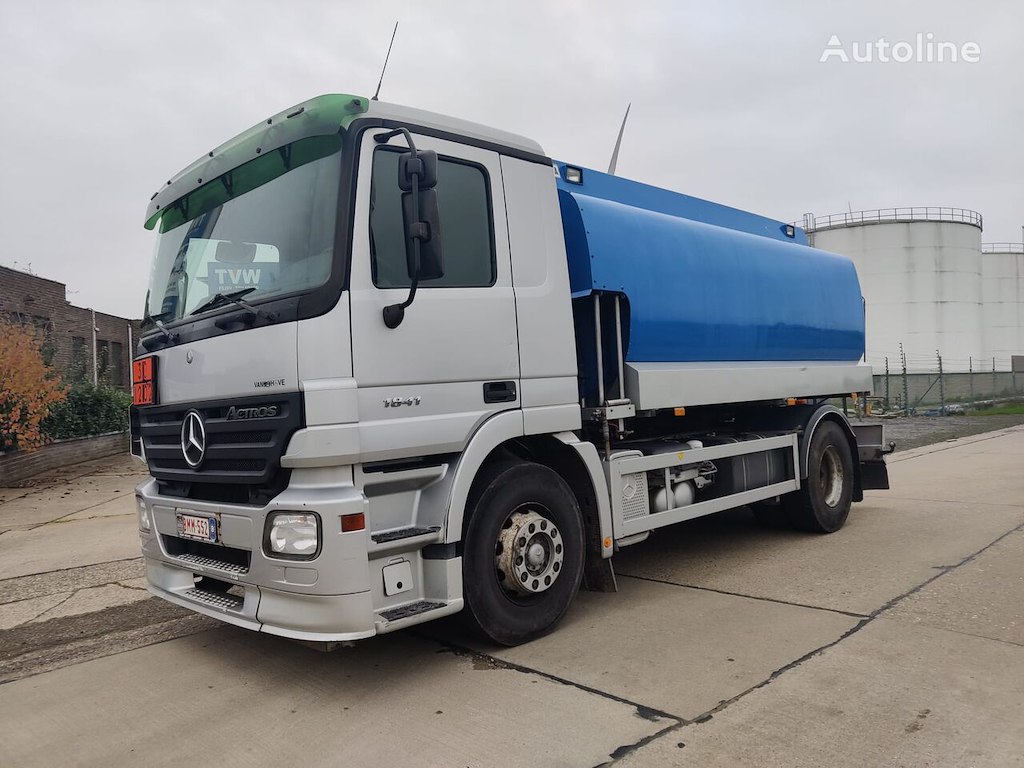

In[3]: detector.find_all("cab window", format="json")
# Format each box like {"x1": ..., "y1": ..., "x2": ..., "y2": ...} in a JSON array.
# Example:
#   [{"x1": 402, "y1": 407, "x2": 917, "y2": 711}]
[{"x1": 370, "y1": 148, "x2": 495, "y2": 288}]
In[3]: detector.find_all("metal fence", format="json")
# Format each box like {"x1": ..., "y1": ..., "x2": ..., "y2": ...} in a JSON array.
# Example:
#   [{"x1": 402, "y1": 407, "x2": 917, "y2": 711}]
[
  {"x1": 802, "y1": 207, "x2": 983, "y2": 234},
  {"x1": 866, "y1": 348, "x2": 1023, "y2": 416},
  {"x1": 981, "y1": 242, "x2": 1024, "y2": 253}
]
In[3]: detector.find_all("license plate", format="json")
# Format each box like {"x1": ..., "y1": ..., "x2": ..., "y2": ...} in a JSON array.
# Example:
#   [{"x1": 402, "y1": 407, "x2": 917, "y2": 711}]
[{"x1": 176, "y1": 512, "x2": 219, "y2": 543}]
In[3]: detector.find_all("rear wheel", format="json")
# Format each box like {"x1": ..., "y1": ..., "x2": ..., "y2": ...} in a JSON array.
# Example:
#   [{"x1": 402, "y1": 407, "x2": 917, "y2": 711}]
[
  {"x1": 784, "y1": 421, "x2": 854, "y2": 533},
  {"x1": 462, "y1": 462, "x2": 585, "y2": 646}
]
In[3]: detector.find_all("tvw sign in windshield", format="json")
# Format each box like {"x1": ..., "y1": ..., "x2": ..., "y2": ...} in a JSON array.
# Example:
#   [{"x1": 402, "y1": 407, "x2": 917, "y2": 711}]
[{"x1": 208, "y1": 264, "x2": 279, "y2": 291}]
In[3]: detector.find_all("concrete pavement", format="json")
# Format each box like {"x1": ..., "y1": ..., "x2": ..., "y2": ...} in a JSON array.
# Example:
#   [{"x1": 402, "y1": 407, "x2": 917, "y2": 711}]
[{"x1": 0, "y1": 428, "x2": 1022, "y2": 766}]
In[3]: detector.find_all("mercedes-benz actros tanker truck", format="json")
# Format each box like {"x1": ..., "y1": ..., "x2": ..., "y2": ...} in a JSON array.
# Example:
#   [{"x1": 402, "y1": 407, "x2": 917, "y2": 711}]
[{"x1": 131, "y1": 94, "x2": 890, "y2": 647}]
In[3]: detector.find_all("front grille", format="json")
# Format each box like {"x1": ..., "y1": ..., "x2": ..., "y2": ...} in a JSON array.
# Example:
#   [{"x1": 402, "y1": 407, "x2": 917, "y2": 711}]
[{"x1": 138, "y1": 393, "x2": 303, "y2": 498}]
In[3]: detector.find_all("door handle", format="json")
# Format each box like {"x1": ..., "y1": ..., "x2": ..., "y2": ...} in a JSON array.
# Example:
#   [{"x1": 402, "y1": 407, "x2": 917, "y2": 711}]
[{"x1": 483, "y1": 381, "x2": 517, "y2": 404}]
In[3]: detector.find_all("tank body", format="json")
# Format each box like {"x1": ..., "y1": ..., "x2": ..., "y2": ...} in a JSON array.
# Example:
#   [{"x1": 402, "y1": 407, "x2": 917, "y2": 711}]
[
  {"x1": 808, "y1": 211, "x2": 984, "y2": 372},
  {"x1": 555, "y1": 164, "x2": 866, "y2": 365},
  {"x1": 981, "y1": 243, "x2": 1024, "y2": 363}
]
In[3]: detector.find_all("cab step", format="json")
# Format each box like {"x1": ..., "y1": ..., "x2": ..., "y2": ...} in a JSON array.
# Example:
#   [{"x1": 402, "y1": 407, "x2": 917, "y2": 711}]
[{"x1": 378, "y1": 600, "x2": 447, "y2": 622}]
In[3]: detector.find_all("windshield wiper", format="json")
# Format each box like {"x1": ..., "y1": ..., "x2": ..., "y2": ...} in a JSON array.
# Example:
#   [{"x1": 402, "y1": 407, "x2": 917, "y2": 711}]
[
  {"x1": 190, "y1": 287, "x2": 259, "y2": 317},
  {"x1": 140, "y1": 310, "x2": 178, "y2": 350}
]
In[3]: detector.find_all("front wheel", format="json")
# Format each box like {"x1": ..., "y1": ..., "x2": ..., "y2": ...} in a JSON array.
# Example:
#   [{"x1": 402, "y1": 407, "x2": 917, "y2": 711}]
[
  {"x1": 462, "y1": 462, "x2": 585, "y2": 646},
  {"x1": 784, "y1": 421, "x2": 855, "y2": 533}
]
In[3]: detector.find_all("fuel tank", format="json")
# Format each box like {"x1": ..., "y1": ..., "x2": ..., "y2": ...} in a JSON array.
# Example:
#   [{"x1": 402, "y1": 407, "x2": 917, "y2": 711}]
[{"x1": 555, "y1": 163, "x2": 865, "y2": 365}]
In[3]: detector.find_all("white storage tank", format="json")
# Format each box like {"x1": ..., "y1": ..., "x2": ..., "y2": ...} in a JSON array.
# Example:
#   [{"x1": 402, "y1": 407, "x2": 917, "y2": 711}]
[
  {"x1": 806, "y1": 208, "x2": 984, "y2": 372},
  {"x1": 981, "y1": 243, "x2": 1024, "y2": 365}
]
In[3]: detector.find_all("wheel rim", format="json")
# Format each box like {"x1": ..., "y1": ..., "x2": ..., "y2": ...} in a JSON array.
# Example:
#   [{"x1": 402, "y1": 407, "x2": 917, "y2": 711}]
[
  {"x1": 819, "y1": 445, "x2": 844, "y2": 508},
  {"x1": 494, "y1": 506, "x2": 564, "y2": 596}
]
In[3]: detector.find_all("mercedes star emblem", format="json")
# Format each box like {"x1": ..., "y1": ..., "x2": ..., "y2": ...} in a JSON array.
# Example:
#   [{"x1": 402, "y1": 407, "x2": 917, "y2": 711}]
[{"x1": 180, "y1": 410, "x2": 207, "y2": 468}]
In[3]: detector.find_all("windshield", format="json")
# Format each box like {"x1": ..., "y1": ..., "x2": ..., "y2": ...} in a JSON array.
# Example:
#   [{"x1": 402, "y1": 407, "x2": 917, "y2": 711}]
[{"x1": 145, "y1": 136, "x2": 341, "y2": 323}]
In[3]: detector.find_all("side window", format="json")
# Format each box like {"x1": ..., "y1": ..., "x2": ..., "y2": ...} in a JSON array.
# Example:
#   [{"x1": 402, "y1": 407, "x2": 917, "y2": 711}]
[{"x1": 370, "y1": 148, "x2": 495, "y2": 288}]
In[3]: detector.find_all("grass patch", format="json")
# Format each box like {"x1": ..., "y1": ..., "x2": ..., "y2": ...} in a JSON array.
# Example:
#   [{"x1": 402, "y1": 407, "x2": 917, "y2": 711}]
[{"x1": 970, "y1": 401, "x2": 1024, "y2": 416}]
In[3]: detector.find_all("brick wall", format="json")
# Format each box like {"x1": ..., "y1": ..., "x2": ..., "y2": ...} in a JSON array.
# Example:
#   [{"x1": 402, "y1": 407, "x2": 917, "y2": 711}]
[
  {"x1": 0, "y1": 266, "x2": 141, "y2": 392},
  {"x1": 0, "y1": 432, "x2": 129, "y2": 486}
]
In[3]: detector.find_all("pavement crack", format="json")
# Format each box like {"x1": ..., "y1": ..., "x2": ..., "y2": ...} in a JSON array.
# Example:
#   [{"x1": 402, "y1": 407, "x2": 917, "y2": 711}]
[
  {"x1": 615, "y1": 573, "x2": 869, "y2": 619},
  {"x1": 115, "y1": 581, "x2": 150, "y2": 593},
  {"x1": 0, "y1": 557, "x2": 142, "y2": 583},
  {"x1": 887, "y1": 430, "x2": 1020, "y2": 463},
  {"x1": 19, "y1": 592, "x2": 77, "y2": 625},
  {"x1": 28, "y1": 496, "x2": 129, "y2": 530},
  {"x1": 418, "y1": 632, "x2": 684, "y2": 725},
  {"x1": 593, "y1": 720, "x2": 685, "y2": 767},
  {"x1": 660, "y1": 518, "x2": 1024, "y2": 740},
  {"x1": 881, "y1": 496, "x2": 1024, "y2": 509},
  {"x1": 877, "y1": 619, "x2": 1024, "y2": 650}
]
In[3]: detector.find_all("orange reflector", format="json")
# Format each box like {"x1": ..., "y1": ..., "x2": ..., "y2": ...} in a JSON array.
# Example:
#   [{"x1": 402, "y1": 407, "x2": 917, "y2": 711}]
[
  {"x1": 341, "y1": 513, "x2": 365, "y2": 532},
  {"x1": 673, "y1": 407, "x2": 686, "y2": 416},
  {"x1": 603, "y1": 537, "x2": 612, "y2": 549},
  {"x1": 786, "y1": 397, "x2": 808, "y2": 406}
]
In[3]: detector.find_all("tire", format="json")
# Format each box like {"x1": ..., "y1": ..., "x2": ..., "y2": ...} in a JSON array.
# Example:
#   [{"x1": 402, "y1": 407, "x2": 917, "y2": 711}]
[
  {"x1": 784, "y1": 421, "x2": 854, "y2": 533},
  {"x1": 462, "y1": 461, "x2": 585, "y2": 646}
]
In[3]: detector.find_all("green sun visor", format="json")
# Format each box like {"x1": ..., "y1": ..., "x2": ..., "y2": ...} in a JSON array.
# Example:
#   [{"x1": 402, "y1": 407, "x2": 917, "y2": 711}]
[{"x1": 144, "y1": 94, "x2": 369, "y2": 231}]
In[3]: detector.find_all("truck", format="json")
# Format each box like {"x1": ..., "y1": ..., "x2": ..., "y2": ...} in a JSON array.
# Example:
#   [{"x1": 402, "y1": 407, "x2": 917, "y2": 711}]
[{"x1": 131, "y1": 93, "x2": 890, "y2": 647}]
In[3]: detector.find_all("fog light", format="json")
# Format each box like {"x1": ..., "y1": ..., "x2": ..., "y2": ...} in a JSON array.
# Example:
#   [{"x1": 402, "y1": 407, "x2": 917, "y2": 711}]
[
  {"x1": 266, "y1": 512, "x2": 319, "y2": 559},
  {"x1": 136, "y1": 495, "x2": 151, "y2": 532}
]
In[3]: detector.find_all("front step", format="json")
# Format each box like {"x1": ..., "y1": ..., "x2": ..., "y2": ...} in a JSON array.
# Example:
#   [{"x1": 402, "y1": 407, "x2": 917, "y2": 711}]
[
  {"x1": 374, "y1": 596, "x2": 464, "y2": 635},
  {"x1": 378, "y1": 600, "x2": 446, "y2": 622}
]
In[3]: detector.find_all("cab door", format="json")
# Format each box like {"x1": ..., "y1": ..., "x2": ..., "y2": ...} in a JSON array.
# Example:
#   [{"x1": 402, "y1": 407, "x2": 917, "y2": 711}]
[{"x1": 348, "y1": 128, "x2": 521, "y2": 463}]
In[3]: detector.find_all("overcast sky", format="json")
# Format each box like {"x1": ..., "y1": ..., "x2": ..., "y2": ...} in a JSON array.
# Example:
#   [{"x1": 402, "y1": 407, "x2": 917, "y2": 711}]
[{"x1": 1, "y1": 0, "x2": 1020, "y2": 318}]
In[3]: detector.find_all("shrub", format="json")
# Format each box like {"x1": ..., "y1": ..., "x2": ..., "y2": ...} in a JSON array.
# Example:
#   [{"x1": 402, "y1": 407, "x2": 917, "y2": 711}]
[
  {"x1": 42, "y1": 385, "x2": 133, "y2": 440},
  {"x1": 0, "y1": 320, "x2": 67, "y2": 451}
]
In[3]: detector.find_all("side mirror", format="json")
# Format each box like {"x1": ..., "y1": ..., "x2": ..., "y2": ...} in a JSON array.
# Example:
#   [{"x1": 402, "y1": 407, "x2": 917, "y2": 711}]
[
  {"x1": 401, "y1": 188, "x2": 444, "y2": 281},
  {"x1": 399, "y1": 150, "x2": 438, "y2": 191},
  {"x1": 376, "y1": 129, "x2": 446, "y2": 329}
]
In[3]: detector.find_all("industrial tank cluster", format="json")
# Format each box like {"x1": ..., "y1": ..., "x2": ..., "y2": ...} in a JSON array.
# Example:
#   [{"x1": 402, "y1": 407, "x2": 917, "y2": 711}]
[{"x1": 804, "y1": 208, "x2": 1023, "y2": 373}]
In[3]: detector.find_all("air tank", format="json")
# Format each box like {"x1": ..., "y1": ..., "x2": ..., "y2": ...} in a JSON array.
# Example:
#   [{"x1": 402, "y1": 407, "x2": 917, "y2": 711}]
[
  {"x1": 807, "y1": 209, "x2": 984, "y2": 372},
  {"x1": 981, "y1": 243, "x2": 1024, "y2": 363}
]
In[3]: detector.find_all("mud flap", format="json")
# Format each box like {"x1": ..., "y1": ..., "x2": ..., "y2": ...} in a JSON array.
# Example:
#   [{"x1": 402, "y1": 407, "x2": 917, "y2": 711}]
[
  {"x1": 583, "y1": 555, "x2": 618, "y2": 593},
  {"x1": 859, "y1": 458, "x2": 890, "y2": 491}
]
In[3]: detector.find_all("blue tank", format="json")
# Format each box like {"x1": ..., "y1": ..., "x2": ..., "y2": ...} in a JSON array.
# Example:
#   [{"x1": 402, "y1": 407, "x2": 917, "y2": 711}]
[{"x1": 555, "y1": 163, "x2": 865, "y2": 365}]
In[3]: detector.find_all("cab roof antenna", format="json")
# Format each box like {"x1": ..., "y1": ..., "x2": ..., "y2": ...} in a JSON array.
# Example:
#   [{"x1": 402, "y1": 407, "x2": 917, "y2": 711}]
[
  {"x1": 371, "y1": 22, "x2": 399, "y2": 101},
  {"x1": 607, "y1": 102, "x2": 631, "y2": 175}
]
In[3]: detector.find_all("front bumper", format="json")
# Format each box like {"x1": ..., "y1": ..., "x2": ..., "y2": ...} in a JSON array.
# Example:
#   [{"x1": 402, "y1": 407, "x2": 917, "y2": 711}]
[
  {"x1": 145, "y1": 558, "x2": 377, "y2": 641},
  {"x1": 137, "y1": 474, "x2": 379, "y2": 642}
]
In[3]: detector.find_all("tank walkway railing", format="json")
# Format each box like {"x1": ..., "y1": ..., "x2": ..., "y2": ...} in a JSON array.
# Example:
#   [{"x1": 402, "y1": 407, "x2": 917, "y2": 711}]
[
  {"x1": 801, "y1": 207, "x2": 983, "y2": 233},
  {"x1": 982, "y1": 242, "x2": 1024, "y2": 253}
]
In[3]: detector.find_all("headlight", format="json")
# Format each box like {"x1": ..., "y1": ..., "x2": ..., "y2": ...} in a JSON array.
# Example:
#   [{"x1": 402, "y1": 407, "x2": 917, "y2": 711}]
[
  {"x1": 136, "y1": 495, "x2": 151, "y2": 532},
  {"x1": 265, "y1": 512, "x2": 319, "y2": 559}
]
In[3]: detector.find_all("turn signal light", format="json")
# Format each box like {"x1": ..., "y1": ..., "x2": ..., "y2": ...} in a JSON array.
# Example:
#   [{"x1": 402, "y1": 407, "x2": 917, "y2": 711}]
[{"x1": 341, "y1": 513, "x2": 365, "y2": 532}]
